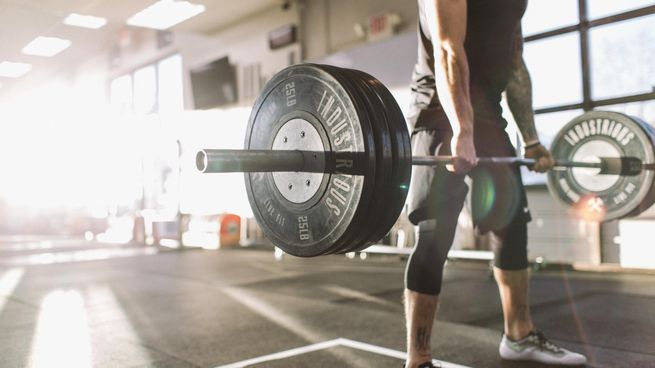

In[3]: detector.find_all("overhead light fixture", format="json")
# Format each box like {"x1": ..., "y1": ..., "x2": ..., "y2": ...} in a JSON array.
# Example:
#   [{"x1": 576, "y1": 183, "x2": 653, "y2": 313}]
[
  {"x1": 64, "y1": 13, "x2": 107, "y2": 29},
  {"x1": 127, "y1": 0, "x2": 206, "y2": 30},
  {"x1": 0, "y1": 61, "x2": 32, "y2": 78},
  {"x1": 22, "y1": 36, "x2": 72, "y2": 57}
]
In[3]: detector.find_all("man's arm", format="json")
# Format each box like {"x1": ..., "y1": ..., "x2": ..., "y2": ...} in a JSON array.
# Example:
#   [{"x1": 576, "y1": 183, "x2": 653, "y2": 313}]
[
  {"x1": 423, "y1": 0, "x2": 477, "y2": 173},
  {"x1": 506, "y1": 28, "x2": 538, "y2": 144},
  {"x1": 505, "y1": 28, "x2": 554, "y2": 172}
]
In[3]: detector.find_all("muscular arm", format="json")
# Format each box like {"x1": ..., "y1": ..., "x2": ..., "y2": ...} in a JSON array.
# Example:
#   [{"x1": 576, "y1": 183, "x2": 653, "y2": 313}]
[
  {"x1": 505, "y1": 28, "x2": 539, "y2": 144},
  {"x1": 423, "y1": 0, "x2": 476, "y2": 172},
  {"x1": 506, "y1": 27, "x2": 554, "y2": 172}
]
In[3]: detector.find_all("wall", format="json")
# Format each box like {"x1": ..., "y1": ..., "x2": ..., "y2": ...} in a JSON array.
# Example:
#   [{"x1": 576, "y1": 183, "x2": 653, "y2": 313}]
[
  {"x1": 301, "y1": 0, "x2": 418, "y2": 61},
  {"x1": 526, "y1": 187, "x2": 602, "y2": 265},
  {"x1": 104, "y1": 4, "x2": 301, "y2": 109}
]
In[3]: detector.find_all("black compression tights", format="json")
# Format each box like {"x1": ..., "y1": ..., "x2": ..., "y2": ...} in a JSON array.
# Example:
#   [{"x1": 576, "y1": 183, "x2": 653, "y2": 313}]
[{"x1": 405, "y1": 217, "x2": 528, "y2": 295}]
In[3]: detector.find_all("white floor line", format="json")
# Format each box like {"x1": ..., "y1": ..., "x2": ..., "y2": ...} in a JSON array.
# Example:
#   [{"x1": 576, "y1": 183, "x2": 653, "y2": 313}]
[
  {"x1": 221, "y1": 287, "x2": 322, "y2": 342},
  {"x1": 214, "y1": 337, "x2": 472, "y2": 368},
  {"x1": 214, "y1": 339, "x2": 342, "y2": 368},
  {"x1": 0, "y1": 268, "x2": 24, "y2": 313},
  {"x1": 337, "y1": 338, "x2": 407, "y2": 360},
  {"x1": 248, "y1": 261, "x2": 298, "y2": 276},
  {"x1": 322, "y1": 285, "x2": 398, "y2": 308},
  {"x1": 338, "y1": 338, "x2": 471, "y2": 368}
]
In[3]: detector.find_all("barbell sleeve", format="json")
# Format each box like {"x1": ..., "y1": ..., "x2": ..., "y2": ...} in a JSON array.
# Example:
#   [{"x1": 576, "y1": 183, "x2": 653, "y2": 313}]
[
  {"x1": 196, "y1": 149, "x2": 324, "y2": 173},
  {"x1": 196, "y1": 149, "x2": 367, "y2": 175}
]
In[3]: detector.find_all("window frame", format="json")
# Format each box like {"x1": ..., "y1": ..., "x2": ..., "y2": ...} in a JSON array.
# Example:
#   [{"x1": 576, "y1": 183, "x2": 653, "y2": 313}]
[{"x1": 523, "y1": 2, "x2": 655, "y2": 115}]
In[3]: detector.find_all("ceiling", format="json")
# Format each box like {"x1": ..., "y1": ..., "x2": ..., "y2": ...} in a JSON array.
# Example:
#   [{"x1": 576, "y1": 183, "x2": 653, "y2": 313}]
[{"x1": 0, "y1": 0, "x2": 280, "y2": 95}]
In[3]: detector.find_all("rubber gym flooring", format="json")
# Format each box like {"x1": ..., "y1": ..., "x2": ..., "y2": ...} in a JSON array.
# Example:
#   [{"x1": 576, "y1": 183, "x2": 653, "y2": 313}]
[{"x1": 1, "y1": 238, "x2": 654, "y2": 368}]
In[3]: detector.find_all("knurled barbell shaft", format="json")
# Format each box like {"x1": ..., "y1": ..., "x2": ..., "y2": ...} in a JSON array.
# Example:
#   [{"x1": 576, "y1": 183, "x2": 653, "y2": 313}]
[
  {"x1": 196, "y1": 149, "x2": 651, "y2": 176},
  {"x1": 412, "y1": 156, "x2": 648, "y2": 175}
]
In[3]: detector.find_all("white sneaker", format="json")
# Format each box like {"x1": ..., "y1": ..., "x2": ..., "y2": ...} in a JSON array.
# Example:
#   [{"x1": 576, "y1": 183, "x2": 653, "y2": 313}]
[{"x1": 499, "y1": 331, "x2": 587, "y2": 366}]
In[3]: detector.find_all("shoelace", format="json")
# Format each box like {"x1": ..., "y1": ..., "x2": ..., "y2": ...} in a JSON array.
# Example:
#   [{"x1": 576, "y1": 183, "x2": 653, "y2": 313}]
[{"x1": 532, "y1": 331, "x2": 563, "y2": 353}]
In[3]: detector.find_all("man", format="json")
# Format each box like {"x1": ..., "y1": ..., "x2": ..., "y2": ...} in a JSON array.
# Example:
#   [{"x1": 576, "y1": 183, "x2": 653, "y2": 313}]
[{"x1": 403, "y1": 0, "x2": 588, "y2": 367}]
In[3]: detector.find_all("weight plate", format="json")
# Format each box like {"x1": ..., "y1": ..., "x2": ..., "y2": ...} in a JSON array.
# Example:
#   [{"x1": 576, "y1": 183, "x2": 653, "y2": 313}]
[
  {"x1": 321, "y1": 65, "x2": 394, "y2": 253},
  {"x1": 310, "y1": 64, "x2": 376, "y2": 254},
  {"x1": 340, "y1": 69, "x2": 410, "y2": 252},
  {"x1": 547, "y1": 111, "x2": 655, "y2": 222},
  {"x1": 244, "y1": 64, "x2": 376, "y2": 256},
  {"x1": 336, "y1": 67, "x2": 395, "y2": 253},
  {"x1": 358, "y1": 70, "x2": 412, "y2": 247}
]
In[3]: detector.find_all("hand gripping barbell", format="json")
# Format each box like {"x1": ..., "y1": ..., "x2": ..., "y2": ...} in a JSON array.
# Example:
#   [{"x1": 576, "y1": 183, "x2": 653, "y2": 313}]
[{"x1": 196, "y1": 64, "x2": 655, "y2": 257}]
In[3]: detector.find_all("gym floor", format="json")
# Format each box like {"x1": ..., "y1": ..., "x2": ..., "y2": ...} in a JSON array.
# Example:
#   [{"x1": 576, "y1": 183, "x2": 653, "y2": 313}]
[{"x1": 1, "y1": 239, "x2": 654, "y2": 368}]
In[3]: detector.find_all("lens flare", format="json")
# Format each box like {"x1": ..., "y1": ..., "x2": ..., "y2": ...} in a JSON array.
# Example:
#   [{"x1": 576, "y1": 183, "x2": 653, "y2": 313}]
[
  {"x1": 473, "y1": 173, "x2": 496, "y2": 220},
  {"x1": 471, "y1": 166, "x2": 523, "y2": 231},
  {"x1": 572, "y1": 195, "x2": 606, "y2": 222}
]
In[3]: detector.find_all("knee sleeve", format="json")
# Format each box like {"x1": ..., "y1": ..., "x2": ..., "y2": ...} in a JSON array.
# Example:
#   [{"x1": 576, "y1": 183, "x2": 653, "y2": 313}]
[
  {"x1": 405, "y1": 217, "x2": 458, "y2": 295},
  {"x1": 490, "y1": 216, "x2": 529, "y2": 270}
]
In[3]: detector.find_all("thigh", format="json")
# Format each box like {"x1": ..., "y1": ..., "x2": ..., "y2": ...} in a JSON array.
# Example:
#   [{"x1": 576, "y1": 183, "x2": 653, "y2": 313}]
[
  {"x1": 470, "y1": 125, "x2": 531, "y2": 232},
  {"x1": 407, "y1": 129, "x2": 468, "y2": 225}
]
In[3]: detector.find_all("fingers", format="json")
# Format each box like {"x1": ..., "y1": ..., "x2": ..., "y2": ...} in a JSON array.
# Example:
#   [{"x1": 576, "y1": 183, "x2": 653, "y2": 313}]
[
  {"x1": 526, "y1": 145, "x2": 555, "y2": 173},
  {"x1": 533, "y1": 157, "x2": 549, "y2": 173},
  {"x1": 446, "y1": 156, "x2": 478, "y2": 174}
]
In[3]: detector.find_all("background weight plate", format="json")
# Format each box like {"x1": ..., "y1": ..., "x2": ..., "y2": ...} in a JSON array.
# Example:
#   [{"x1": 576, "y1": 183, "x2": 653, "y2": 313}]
[
  {"x1": 244, "y1": 64, "x2": 375, "y2": 256},
  {"x1": 547, "y1": 111, "x2": 655, "y2": 222},
  {"x1": 626, "y1": 116, "x2": 655, "y2": 217}
]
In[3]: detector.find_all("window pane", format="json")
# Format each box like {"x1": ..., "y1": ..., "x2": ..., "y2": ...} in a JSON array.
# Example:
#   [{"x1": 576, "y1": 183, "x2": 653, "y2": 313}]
[
  {"x1": 537, "y1": 110, "x2": 586, "y2": 148},
  {"x1": 522, "y1": 0, "x2": 579, "y2": 36},
  {"x1": 524, "y1": 33, "x2": 583, "y2": 108},
  {"x1": 134, "y1": 65, "x2": 157, "y2": 114},
  {"x1": 590, "y1": 14, "x2": 655, "y2": 99},
  {"x1": 521, "y1": 109, "x2": 585, "y2": 185},
  {"x1": 109, "y1": 75, "x2": 132, "y2": 114},
  {"x1": 158, "y1": 54, "x2": 184, "y2": 114},
  {"x1": 588, "y1": 0, "x2": 655, "y2": 19}
]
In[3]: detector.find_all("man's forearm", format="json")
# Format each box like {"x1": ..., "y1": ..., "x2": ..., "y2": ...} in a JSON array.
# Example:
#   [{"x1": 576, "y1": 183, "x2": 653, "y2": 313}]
[
  {"x1": 506, "y1": 59, "x2": 539, "y2": 144},
  {"x1": 434, "y1": 45, "x2": 474, "y2": 136}
]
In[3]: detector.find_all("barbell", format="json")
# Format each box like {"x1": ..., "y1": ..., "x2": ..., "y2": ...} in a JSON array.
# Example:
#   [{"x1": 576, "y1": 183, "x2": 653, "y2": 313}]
[{"x1": 196, "y1": 64, "x2": 655, "y2": 257}]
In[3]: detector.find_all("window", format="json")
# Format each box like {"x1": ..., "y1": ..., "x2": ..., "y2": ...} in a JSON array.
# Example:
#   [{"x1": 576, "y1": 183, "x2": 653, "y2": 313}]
[
  {"x1": 522, "y1": 0, "x2": 578, "y2": 36},
  {"x1": 157, "y1": 54, "x2": 184, "y2": 114},
  {"x1": 109, "y1": 74, "x2": 132, "y2": 113},
  {"x1": 134, "y1": 65, "x2": 157, "y2": 114},
  {"x1": 520, "y1": 1, "x2": 655, "y2": 185},
  {"x1": 524, "y1": 33, "x2": 582, "y2": 108},
  {"x1": 109, "y1": 53, "x2": 183, "y2": 115},
  {"x1": 588, "y1": 0, "x2": 655, "y2": 19},
  {"x1": 590, "y1": 14, "x2": 655, "y2": 99}
]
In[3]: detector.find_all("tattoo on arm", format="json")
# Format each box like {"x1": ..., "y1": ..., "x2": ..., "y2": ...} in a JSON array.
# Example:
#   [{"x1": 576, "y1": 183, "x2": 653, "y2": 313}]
[{"x1": 506, "y1": 30, "x2": 539, "y2": 144}]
